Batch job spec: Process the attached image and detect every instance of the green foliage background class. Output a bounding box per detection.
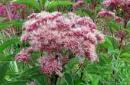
[0,0,130,85]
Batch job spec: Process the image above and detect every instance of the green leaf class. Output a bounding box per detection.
[0,37,21,53]
[108,20,121,32]
[120,52,130,58]
[85,0,103,3]
[33,74,48,85]
[21,66,40,76]
[86,0,92,3]
[39,0,48,9]
[0,62,9,83]
[89,74,100,85]
[0,20,24,30]
[15,0,40,11]
[2,80,27,85]
[127,20,130,28]
[0,22,11,30]
[46,1,73,12]
[0,54,13,61]
[64,57,79,73]
[11,20,24,28]
[102,36,114,51]
[64,73,74,85]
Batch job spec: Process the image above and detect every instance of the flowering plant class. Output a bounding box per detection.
[1,0,130,85]
[16,12,104,74]
[15,11,104,84]
[0,3,27,20]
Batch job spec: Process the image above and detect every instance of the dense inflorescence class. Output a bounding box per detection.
[98,9,115,17]
[39,56,62,75]
[103,0,130,9]
[98,9,123,23]
[15,49,30,62]
[102,0,130,24]
[0,3,26,19]
[15,47,33,62]
[16,11,104,75]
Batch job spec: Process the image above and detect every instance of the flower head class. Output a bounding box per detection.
[21,11,104,62]
[0,3,27,19]
[98,9,115,18]
[39,56,62,75]
[15,50,30,62]
[17,11,104,75]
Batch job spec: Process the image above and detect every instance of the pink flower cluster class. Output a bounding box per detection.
[103,0,130,22]
[15,50,30,62]
[103,0,124,8]
[15,47,33,62]
[16,11,104,74]
[0,3,26,19]
[98,9,123,23]
[103,0,130,9]
[39,56,62,75]
[98,9,115,17]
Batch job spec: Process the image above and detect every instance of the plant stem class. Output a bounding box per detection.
[50,74,58,85]
[5,4,12,21]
